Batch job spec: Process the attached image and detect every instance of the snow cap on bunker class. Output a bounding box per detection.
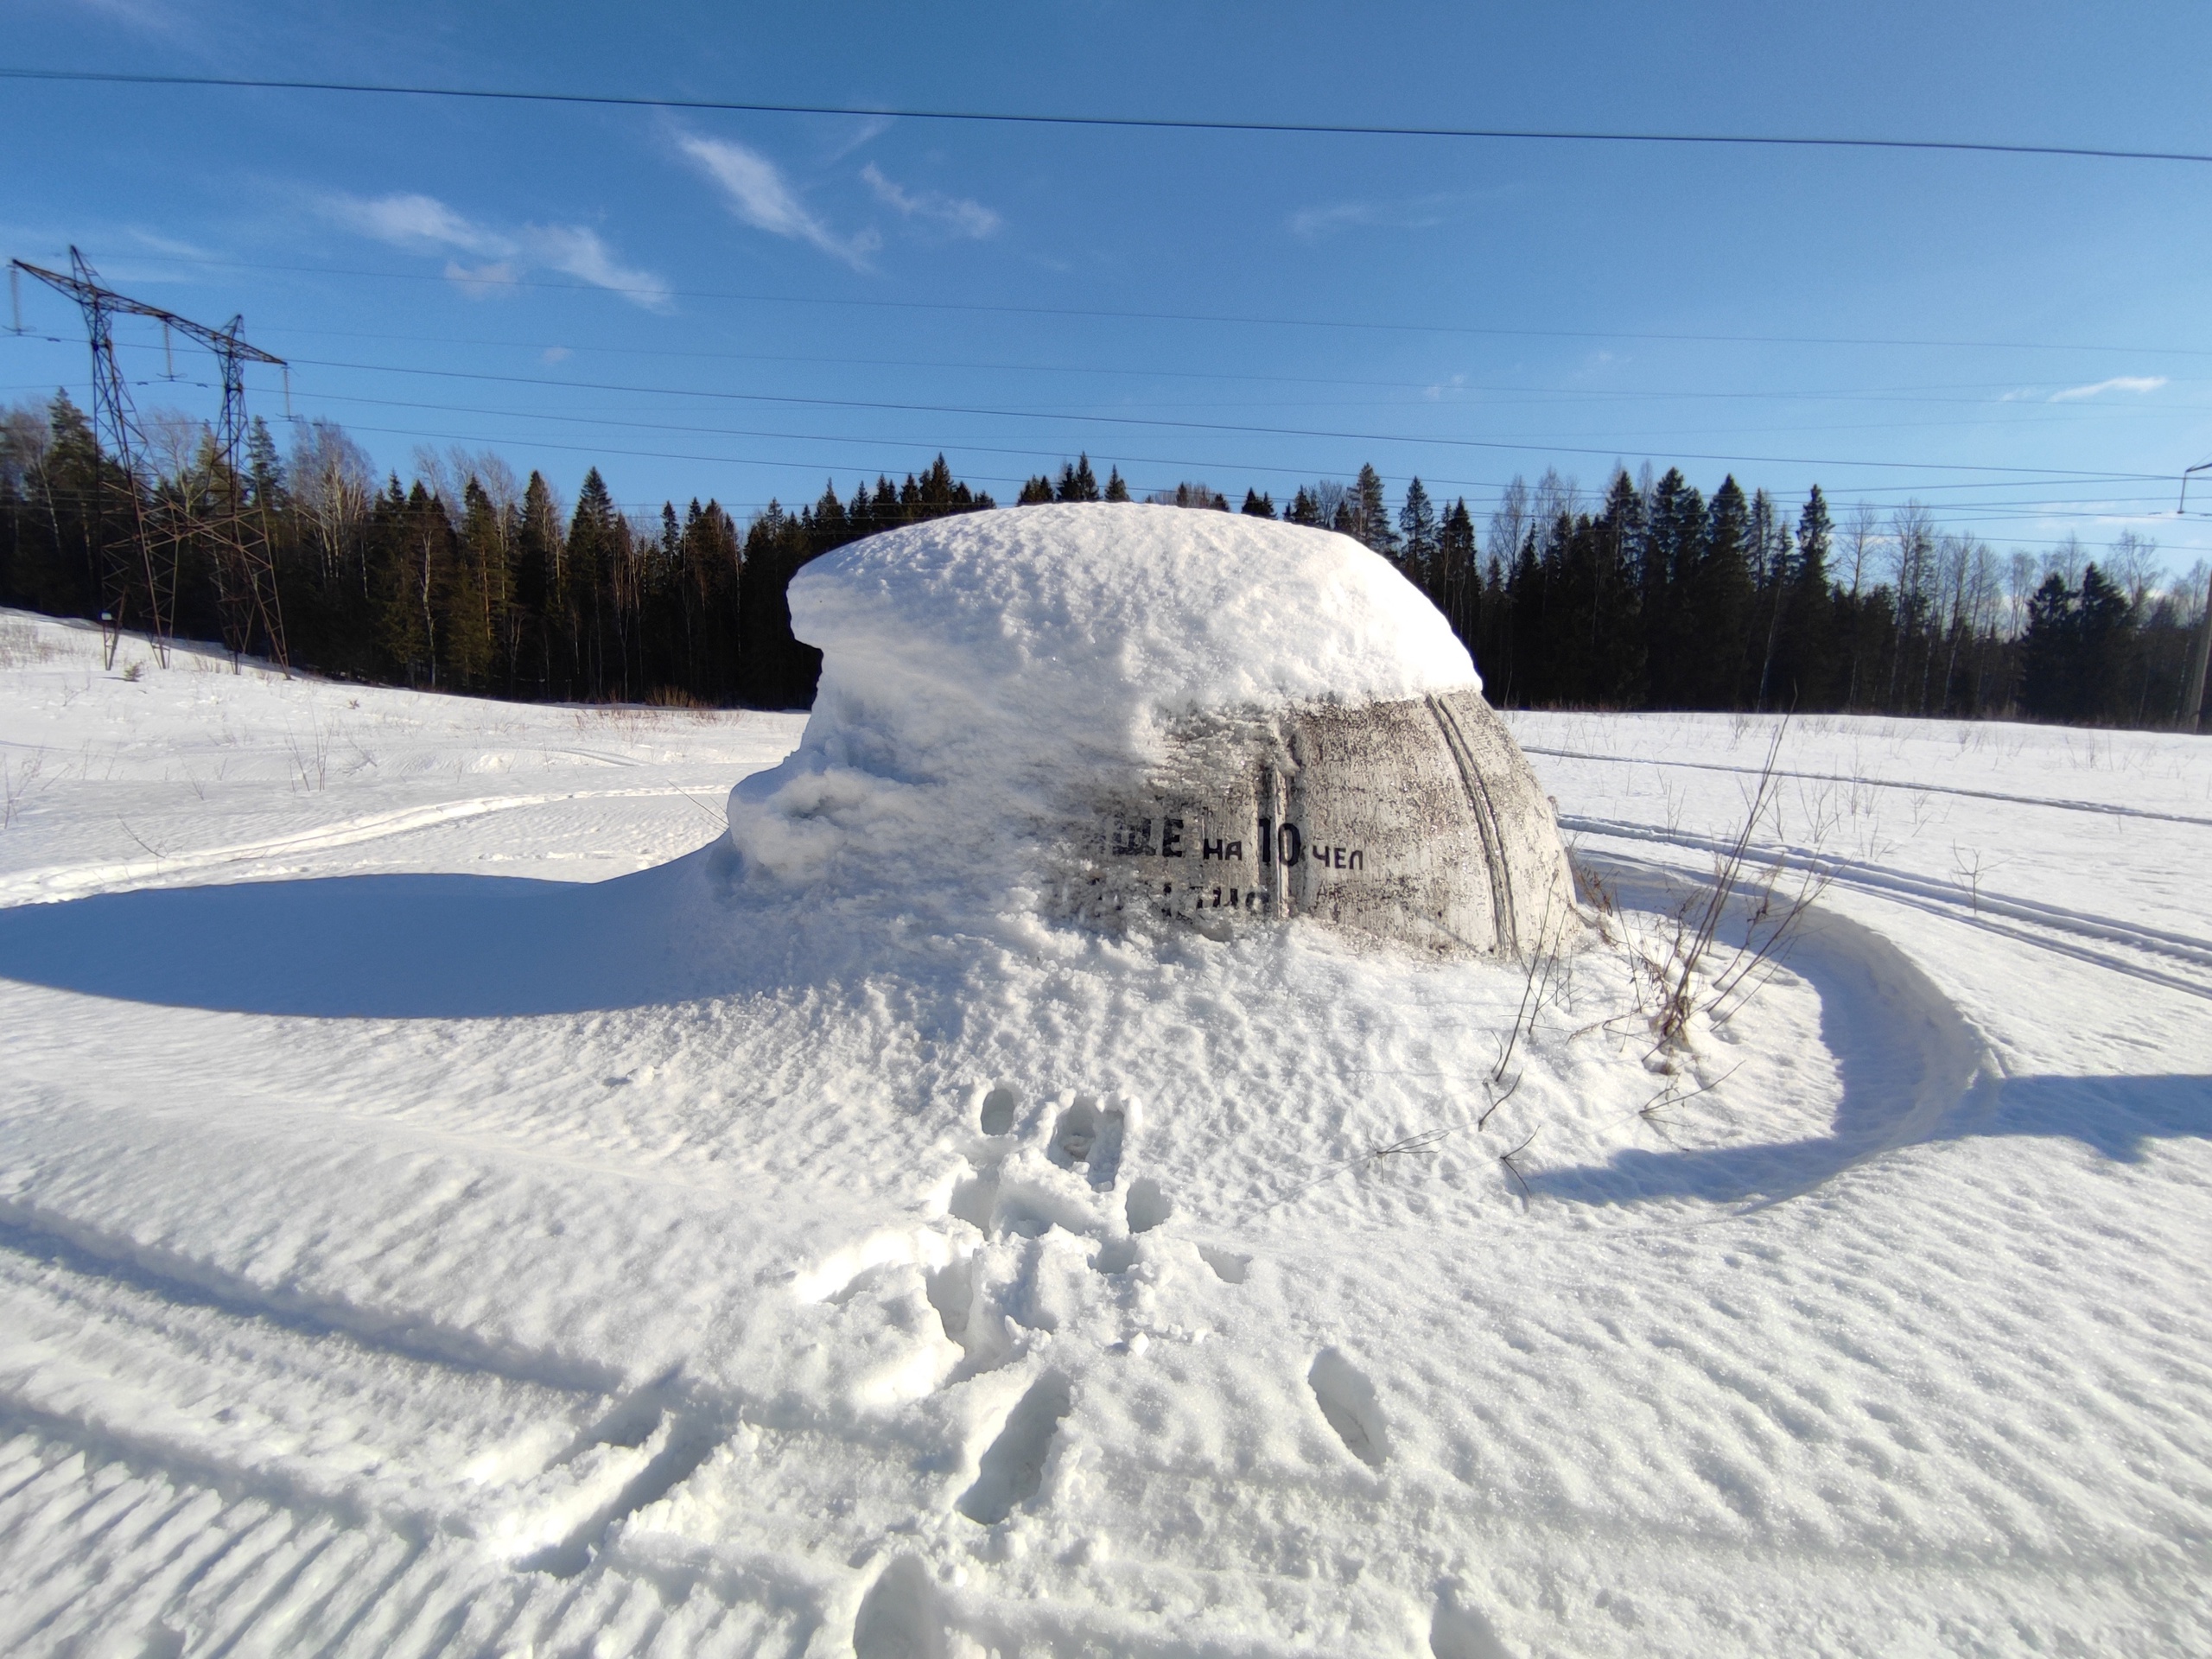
[727,502,1573,952]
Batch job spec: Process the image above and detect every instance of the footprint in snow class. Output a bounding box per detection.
[1308,1347,1389,1470]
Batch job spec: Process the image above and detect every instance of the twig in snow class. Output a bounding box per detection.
[1497,1128,1538,1199]
[118,818,165,861]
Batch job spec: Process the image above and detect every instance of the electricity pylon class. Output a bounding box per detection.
[10,248,290,670]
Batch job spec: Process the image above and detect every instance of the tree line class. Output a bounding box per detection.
[2,392,2205,728]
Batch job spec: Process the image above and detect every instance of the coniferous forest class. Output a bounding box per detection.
[2,392,2205,728]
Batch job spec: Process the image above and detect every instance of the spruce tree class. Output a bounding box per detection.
[1690,475,1754,708]
[448,478,505,688]
[1353,463,1396,556]
[1397,477,1437,583]
[245,416,286,512]
[1774,486,1836,709]
[1433,497,1479,650]
[1056,454,1101,502]
[2075,563,2134,722]
[2020,572,2076,721]
[511,471,561,693]
[1104,467,1130,503]
[1241,488,1275,518]
[566,468,618,699]
[1018,475,1054,505]
[1640,469,1703,704]
[1590,471,1647,705]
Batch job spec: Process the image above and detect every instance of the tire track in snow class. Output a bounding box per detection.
[0,784,735,907]
[1538,852,2000,1217]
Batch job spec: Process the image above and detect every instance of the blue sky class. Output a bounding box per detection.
[4,0,2210,575]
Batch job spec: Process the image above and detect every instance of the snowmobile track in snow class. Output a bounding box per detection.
[1565,814,2212,1002]
[1522,744,2212,830]
[0,785,737,907]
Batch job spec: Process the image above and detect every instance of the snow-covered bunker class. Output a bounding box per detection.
[727,503,1575,955]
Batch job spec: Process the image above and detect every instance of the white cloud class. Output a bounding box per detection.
[861,164,1001,238]
[2049,375,2168,403]
[677,134,878,267]
[126,227,219,262]
[1287,197,1452,240]
[442,260,519,299]
[823,114,896,164]
[527,225,671,308]
[541,346,573,365]
[330,191,505,255]
[320,191,671,310]
[64,0,188,33]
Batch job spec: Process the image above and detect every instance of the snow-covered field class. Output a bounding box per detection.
[1,602,2208,1657]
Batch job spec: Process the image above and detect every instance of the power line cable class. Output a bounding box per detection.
[50,251,2212,360]
[62,325,2208,417]
[327,419,2177,550]
[160,321,2212,405]
[7,67,2212,168]
[266,353,2179,483]
[286,386,2187,504]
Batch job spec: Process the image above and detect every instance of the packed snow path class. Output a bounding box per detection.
[0,611,2208,1657]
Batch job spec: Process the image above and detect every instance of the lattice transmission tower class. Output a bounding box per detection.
[10,247,290,670]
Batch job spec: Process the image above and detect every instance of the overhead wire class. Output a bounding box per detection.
[54,251,2212,360]
[8,66,2212,168]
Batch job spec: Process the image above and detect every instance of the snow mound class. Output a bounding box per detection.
[727,504,1478,890]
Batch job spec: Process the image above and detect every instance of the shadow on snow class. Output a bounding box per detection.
[1535,854,2212,1205]
[0,841,766,1017]
[3,846,2206,1188]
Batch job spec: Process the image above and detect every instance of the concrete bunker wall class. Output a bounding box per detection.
[1060,688,1574,956]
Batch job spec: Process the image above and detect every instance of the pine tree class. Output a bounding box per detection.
[1285,486,1320,527]
[1104,467,1130,503]
[1241,488,1275,518]
[1018,475,1054,505]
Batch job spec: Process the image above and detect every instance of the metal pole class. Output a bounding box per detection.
[2177,461,2211,733]
[2182,566,2212,735]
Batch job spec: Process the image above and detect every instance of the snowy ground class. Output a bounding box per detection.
[1,607,2207,1657]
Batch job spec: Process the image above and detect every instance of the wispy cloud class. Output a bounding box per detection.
[442,260,519,299]
[2048,375,2167,403]
[823,115,896,165]
[677,134,878,267]
[861,163,1000,238]
[63,0,189,34]
[320,191,671,310]
[125,227,220,262]
[1288,195,1455,240]
[528,224,669,303]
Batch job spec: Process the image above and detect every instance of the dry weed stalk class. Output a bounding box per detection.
[1633,717,1834,1052]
